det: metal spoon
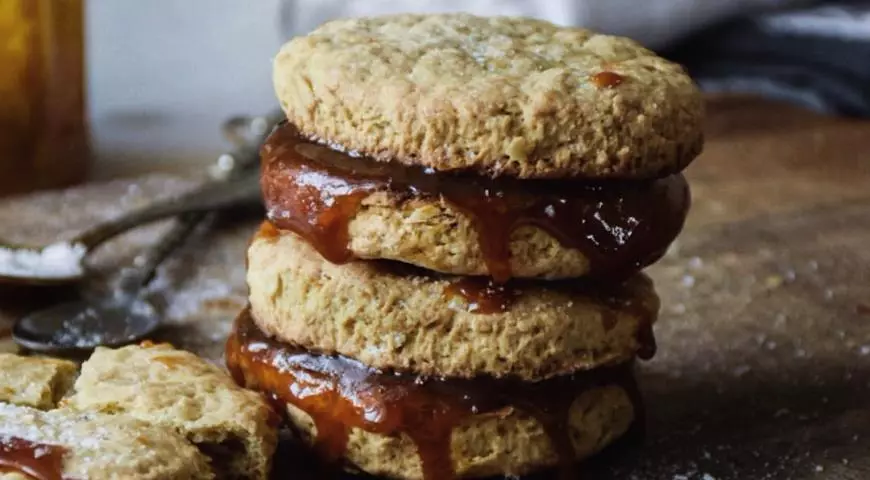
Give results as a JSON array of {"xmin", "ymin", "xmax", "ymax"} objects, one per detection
[
  {"xmin": 0, "ymin": 114, "xmax": 275, "ymax": 287},
  {"xmin": 12, "ymin": 211, "xmax": 205, "ymax": 354},
  {"xmin": 10, "ymin": 113, "xmax": 277, "ymax": 352}
]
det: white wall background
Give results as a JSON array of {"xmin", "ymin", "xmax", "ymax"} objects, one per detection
[
  {"xmin": 87, "ymin": 0, "xmax": 284, "ymax": 171},
  {"xmin": 87, "ymin": 0, "xmax": 796, "ymax": 173}
]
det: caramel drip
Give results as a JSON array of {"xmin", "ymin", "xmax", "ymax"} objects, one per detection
[
  {"xmin": 591, "ymin": 71, "xmax": 624, "ymax": 88},
  {"xmin": 0, "ymin": 437, "xmax": 66, "ymax": 480},
  {"xmin": 258, "ymin": 221, "xmax": 281, "ymax": 241},
  {"xmin": 443, "ymin": 277, "xmax": 520, "ymax": 314},
  {"xmin": 261, "ymin": 123, "xmax": 690, "ymax": 283},
  {"xmin": 227, "ymin": 308, "xmax": 643, "ymax": 480}
]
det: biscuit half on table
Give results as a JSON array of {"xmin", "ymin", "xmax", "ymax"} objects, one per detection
[
  {"xmin": 0, "ymin": 402, "xmax": 213, "ymax": 480},
  {"xmin": 62, "ymin": 343, "xmax": 278, "ymax": 480},
  {"xmin": 0, "ymin": 345, "xmax": 277, "ymax": 479}
]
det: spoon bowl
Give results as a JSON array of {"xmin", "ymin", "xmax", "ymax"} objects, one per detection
[{"xmin": 12, "ymin": 298, "xmax": 161, "ymax": 354}]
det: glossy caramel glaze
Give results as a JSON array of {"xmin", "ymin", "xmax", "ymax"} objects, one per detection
[
  {"xmin": 0, "ymin": 437, "xmax": 65, "ymax": 480},
  {"xmin": 261, "ymin": 122, "xmax": 690, "ymax": 283},
  {"xmin": 591, "ymin": 71, "xmax": 625, "ymax": 88},
  {"xmin": 443, "ymin": 277, "xmax": 521, "ymax": 314},
  {"xmin": 226, "ymin": 308, "xmax": 643, "ymax": 480}
]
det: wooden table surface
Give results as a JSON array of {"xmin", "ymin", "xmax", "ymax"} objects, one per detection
[
  {"xmin": 590, "ymin": 95, "xmax": 870, "ymax": 479},
  {"xmin": 0, "ymin": 95, "xmax": 868, "ymax": 479}
]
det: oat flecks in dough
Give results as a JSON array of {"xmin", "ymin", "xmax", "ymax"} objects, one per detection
[
  {"xmin": 63, "ymin": 343, "xmax": 277, "ymax": 480},
  {"xmin": 275, "ymin": 14, "xmax": 703, "ymax": 179},
  {"xmin": 0, "ymin": 402, "xmax": 213, "ymax": 480},
  {"xmin": 350, "ymin": 191, "xmax": 593, "ymax": 278},
  {"xmin": 246, "ymin": 227, "xmax": 659, "ymax": 380},
  {"xmin": 0, "ymin": 353, "xmax": 77, "ymax": 409}
]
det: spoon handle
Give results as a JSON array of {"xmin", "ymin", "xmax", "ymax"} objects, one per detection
[
  {"xmin": 73, "ymin": 170, "xmax": 261, "ymax": 251},
  {"xmin": 72, "ymin": 114, "xmax": 277, "ymax": 252},
  {"xmin": 117, "ymin": 212, "xmax": 207, "ymax": 293},
  {"xmin": 104, "ymin": 114, "xmax": 279, "ymax": 297}
]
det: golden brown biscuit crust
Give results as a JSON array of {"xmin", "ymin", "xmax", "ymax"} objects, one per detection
[
  {"xmin": 274, "ymin": 14, "xmax": 703, "ymax": 179},
  {"xmin": 246, "ymin": 227, "xmax": 659, "ymax": 380}
]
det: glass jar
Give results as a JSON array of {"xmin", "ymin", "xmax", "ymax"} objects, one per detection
[{"xmin": 0, "ymin": 0, "xmax": 89, "ymax": 196}]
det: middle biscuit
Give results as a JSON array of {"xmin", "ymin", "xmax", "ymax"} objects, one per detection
[
  {"xmin": 261, "ymin": 122, "xmax": 690, "ymax": 282},
  {"xmin": 247, "ymin": 224, "xmax": 659, "ymax": 381}
]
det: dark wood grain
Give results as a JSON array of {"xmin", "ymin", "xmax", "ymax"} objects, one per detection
[{"xmin": 591, "ymin": 95, "xmax": 870, "ymax": 480}]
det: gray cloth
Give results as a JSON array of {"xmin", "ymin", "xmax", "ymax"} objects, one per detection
[
  {"xmin": 279, "ymin": 0, "xmax": 870, "ymax": 116},
  {"xmin": 668, "ymin": 2, "xmax": 870, "ymax": 115}
]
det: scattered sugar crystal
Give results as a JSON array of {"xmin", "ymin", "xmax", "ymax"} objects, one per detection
[
  {"xmin": 814, "ymin": 465, "xmax": 824, "ymax": 472},
  {"xmin": 765, "ymin": 275, "xmax": 783, "ymax": 289},
  {"xmin": 0, "ymin": 241, "xmax": 86, "ymax": 278},
  {"xmin": 859, "ymin": 345, "xmax": 870, "ymax": 356}
]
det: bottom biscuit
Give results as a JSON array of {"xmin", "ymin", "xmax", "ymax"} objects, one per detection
[{"xmin": 227, "ymin": 308, "xmax": 641, "ymax": 479}]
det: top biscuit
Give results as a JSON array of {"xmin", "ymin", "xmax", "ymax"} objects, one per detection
[{"xmin": 274, "ymin": 14, "xmax": 703, "ymax": 179}]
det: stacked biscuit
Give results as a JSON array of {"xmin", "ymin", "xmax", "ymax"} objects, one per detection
[
  {"xmin": 228, "ymin": 13, "xmax": 702, "ymax": 480},
  {"xmin": 0, "ymin": 346, "xmax": 277, "ymax": 480}
]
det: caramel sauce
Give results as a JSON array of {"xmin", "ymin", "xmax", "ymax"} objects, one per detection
[
  {"xmin": 258, "ymin": 221, "xmax": 281, "ymax": 241},
  {"xmin": 591, "ymin": 71, "xmax": 624, "ymax": 89},
  {"xmin": 226, "ymin": 308, "xmax": 643, "ymax": 480},
  {"xmin": 0, "ymin": 437, "xmax": 66, "ymax": 480},
  {"xmin": 151, "ymin": 355, "xmax": 187, "ymax": 369},
  {"xmin": 443, "ymin": 277, "xmax": 521, "ymax": 314},
  {"xmin": 261, "ymin": 123, "xmax": 690, "ymax": 283}
]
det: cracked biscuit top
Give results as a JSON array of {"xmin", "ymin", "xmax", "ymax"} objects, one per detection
[{"xmin": 274, "ymin": 13, "xmax": 703, "ymax": 179}]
